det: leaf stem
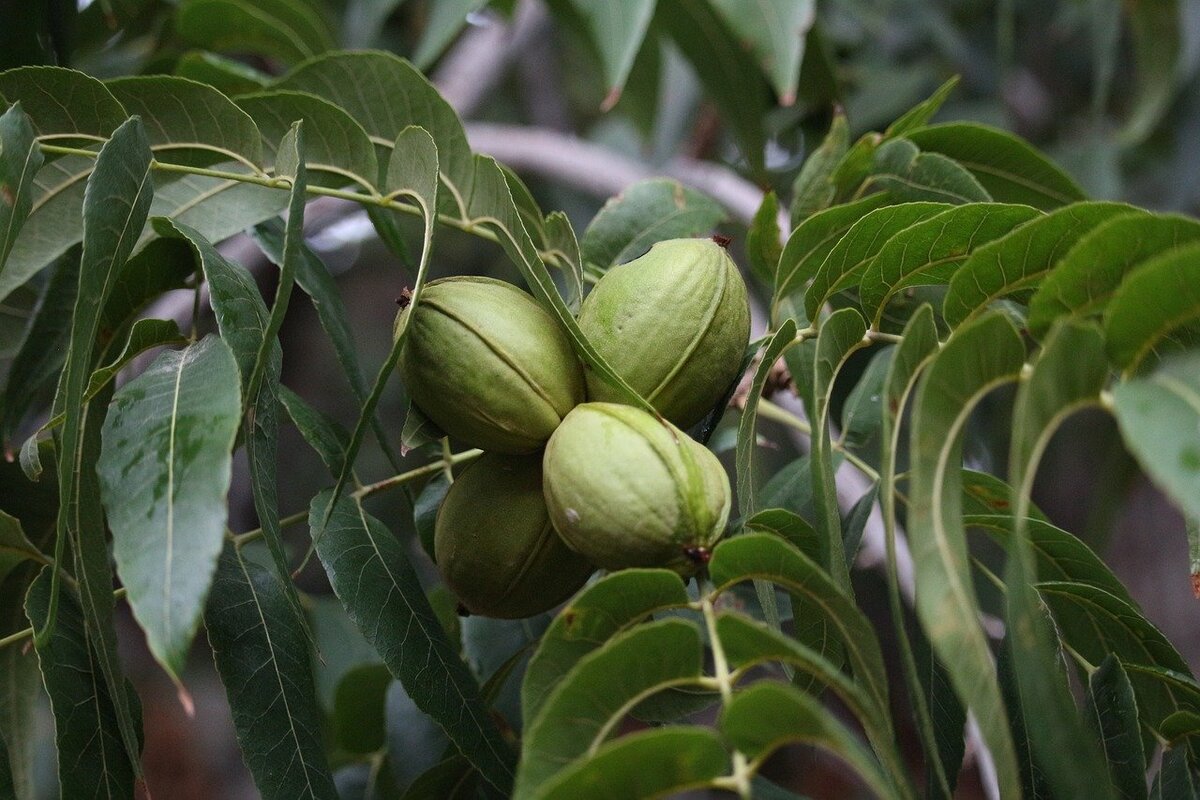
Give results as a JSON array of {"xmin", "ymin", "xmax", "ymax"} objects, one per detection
[
  {"xmin": 230, "ymin": 448, "xmax": 483, "ymax": 549},
  {"xmin": 701, "ymin": 596, "xmax": 754, "ymax": 799},
  {"xmin": 0, "ymin": 587, "xmax": 126, "ymax": 651}
]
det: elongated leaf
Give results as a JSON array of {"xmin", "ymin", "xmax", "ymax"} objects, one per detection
[
  {"xmin": 515, "ymin": 618, "xmax": 704, "ymax": 799},
  {"xmin": 534, "ymin": 727, "xmax": 726, "ymax": 800},
  {"xmin": 567, "ymin": 0, "xmax": 656, "ymax": 101},
  {"xmin": 174, "ymin": 50, "xmax": 270, "ymax": 95},
  {"xmin": 791, "ymin": 110, "xmax": 848, "ymax": 225},
  {"xmin": 98, "ymin": 335, "xmax": 241, "ymax": 679},
  {"xmin": 735, "ymin": 320, "xmax": 797, "ymax": 520},
  {"xmin": 1006, "ymin": 319, "xmax": 1114, "ymax": 800},
  {"xmin": 313, "ymin": 490, "xmax": 514, "ymax": 793},
  {"xmin": 908, "ymin": 312, "xmax": 1025, "ymax": 797},
  {"xmin": 277, "ymin": 386, "xmax": 350, "ymax": 477},
  {"xmin": 654, "ymin": 0, "xmax": 771, "ymax": 179},
  {"xmin": 1027, "ymin": 213, "xmax": 1200, "ymax": 337},
  {"xmin": 1152, "ymin": 747, "xmax": 1199, "ymax": 800},
  {"xmin": 0, "ymin": 511, "xmax": 43, "ymax": 587},
  {"xmin": 25, "ymin": 568, "xmax": 136, "ymax": 798},
  {"xmin": 942, "ymin": 201, "xmax": 1137, "ymax": 329},
  {"xmin": 906, "ymin": 124, "xmax": 1086, "ymax": 210},
  {"xmin": 236, "ymin": 91, "xmax": 374, "ymax": 188},
  {"xmin": 709, "ymin": 533, "xmax": 891, "ymax": 730},
  {"xmin": 206, "ymin": 547, "xmax": 337, "ymax": 800},
  {"xmin": 522, "ymin": 568, "xmax": 690, "ymax": 725},
  {"xmin": 885, "ymin": 77, "xmax": 960, "ymax": 138},
  {"xmin": 869, "ymin": 138, "xmax": 991, "ymax": 205},
  {"xmin": 175, "ymin": 0, "xmax": 335, "ymax": 65},
  {"xmin": 105, "ymin": 75, "xmax": 264, "ymax": 169},
  {"xmin": 720, "ymin": 682, "xmax": 896, "ymax": 799},
  {"xmin": 1103, "ymin": 242, "xmax": 1200, "ymax": 370},
  {"xmin": 411, "ymin": 0, "xmax": 488, "ymax": 69},
  {"xmin": 145, "ymin": 167, "xmax": 288, "ymax": 257},
  {"xmin": 1113, "ymin": 350, "xmax": 1200, "ymax": 527},
  {"xmin": 0, "ymin": 103, "xmax": 42, "ymax": 273},
  {"xmin": 773, "ymin": 193, "xmax": 892, "ymax": 314},
  {"xmin": 0, "ymin": 66, "xmax": 126, "ymax": 142},
  {"xmin": 876, "ymin": 304, "xmax": 955, "ymax": 797},
  {"xmin": 1088, "ymin": 656, "xmax": 1148, "ymax": 800},
  {"xmin": 859, "ymin": 202, "xmax": 1041, "ymax": 327},
  {"xmin": 579, "ymin": 178, "xmax": 726, "ymax": 276},
  {"xmin": 48, "ymin": 117, "xmax": 152, "ymax": 775},
  {"xmin": 0, "ymin": 573, "xmax": 40, "ymax": 800},
  {"xmin": 542, "ymin": 210, "xmax": 584, "ymax": 311},
  {"xmin": 746, "ymin": 192, "xmax": 783, "ymax": 287},
  {"xmin": 804, "ymin": 201, "xmax": 950, "ymax": 324},
  {"xmin": 710, "ymin": 0, "xmax": 815, "ymax": 104},
  {"xmin": 790, "ymin": 308, "xmax": 867, "ymax": 589}
]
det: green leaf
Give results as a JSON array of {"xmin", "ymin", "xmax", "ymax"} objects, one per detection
[
  {"xmin": 710, "ymin": 0, "xmax": 816, "ymax": 105},
  {"xmin": 567, "ymin": 0, "xmax": 656, "ymax": 101},
  {"xmin": 746, "ymin": 191, "xmax": 782, "ymax": 288},
  {"xmin": 236, "ymin": 91, "xmax": 376, "ymax": 190},
  {"xmin": 206, "ymin": 547, "xmax": 337, "ymax": 800},
  {"xmin": 1087, "ymin": 656, "xmax": 1149, "ymax": 800},
  {"xmin": 708, "ymin": 533, "xmax": 892, "ymax": 732},
  {"xmin": 1152, "ymin": 747, "xmax": 1199, "ymax": 800},
  {"xmin": 907, "ymin": 311, "xmax": 1025, "ymax": 797},
  {"xmin": 275, "ymin": 51, "xmax": 471, "ymax": 206},
  {"xmin": 840, "ymin": 345, "xmax": 892, "ymax": 452},
  {"xmin": 859, "ymin": 202, "xmax": 1040, "ymax": 327},
  {"xmin": 0, "ymin": 104, "xmax": 42, "ymax": 272},
  {"xmin": 1027, "ymin": 212, "xmax": 1200, "ymax": 338},
  {"xmin": 803, "ymin": 201, "xmax": 950, "ymax": 322},
  {"xmin": 876, "ymin": 305, "xmax": 955, "ymax": 798},
  {"xmin": 312, "ymin": 490, "xmax": 514, "ymax": 794},
  {"xmin": 0, "ymin": 572, "xmax": 41, "ymax": 800},
  {"xmin": 515, "ymin": 618, "xmax": 704, "ymax": 800},
  {"xmin": 579, "ymin": 178, "xmax": 726, "ymax": 276},
  {"xmin": 47, "ymin": 116, "xmax": 152, "ymax": 775},
  {"xmin": 175, "ymin": 0, "xmax": 335, "ymax": 66},
  {"xmin": 173, "ymin": 50, "xmax": 271, "ymax": 96},
  {"xmin": 98, "ymin": 334, "xmax": 241, "ymax": 679},
  {"xmin": 773, "ymin": 193, "xmax": 892, "ymax": 318},
  {"xmin": 1006, "ymin": 319, "xmax": 1114, "ymax": 800},
  {"xmin": 941, "ymin": 201, "xmax": 1137, "ymax": 329},
  {"xmin": 654, "ymin": 0, "xmax": 771, "ymax": 179},
  {"xmin": 1041, "ymin": 581, "xmax": 1194, "ymax": 741},
  {"xmin": 1113, "ymin": 351, "xmax": 1200, "ymax": 524},
  {"xmin": 735, "ymin": 319, "xmax": 797, "ymax": 520},
  {"xmin": 332, "ymin": 664, "xmax": 392, "ymax": 756},
  {"xmin": 0, "ymin": 66, "xmax": 127, "ymax": 142},
  {"xmin": 743, "ymin": 508, "xmax": 821, "ymax": 561},
  {"xmin": 105, "ymin": 75, "xmax": 264, "ymax": 169},
  {"xmin": 720, "ymin": 682, "xmax": 896, "ymax": 799},
  {"xmin": 25, "ymin": 568, "xmax": 137, "ymax": 798},
  {"xmin": 1121, "ymin": 0, "xmax": 1182, "ymax": 145},
  {"xmin": 790, "ymin": 110, "xmax": 848, "ymax": 225},
  {"xmin": 1103, "ymin": 242, "xmax": 1200, "ymax": 370},
  {"xmin": 145, "ymin": 167, "xmax": 288, "ymax": 259},
  {"xmin": 542, "ymin": 210, "xmax": 584, "ymax": 312},
  {"xmin": 400, "ymin": 755, "xmax": 478, "ymax": 800},
  {"xmin": 278, "ymin": 385, "xmax": 350, "ymax": 476},
  {"xmin": 885, "ymin": 77, "xmax": 960, "ymax": 138},
  {"xmin": 522, "ymin": 568, "xmax": 690, "ymax": 725},
  {"xmin": 790, "ymin": 308, "xmax": 868, "ymax": 589},
  {"xmin": 151, "ymin": 217, "xmax": 300, "ymax": 604},
  {"xmin": 0, "ymin": 511, "xmax": 43, "ymax": 588},
  {"xmin": 412, "ymin": 0, "xmax": 488, "ymax": 69},
  {"xmin": 534, "ymin": 727, "xmax": 727, "ymax": 800},
  {"xmin": 869, "ymin": 138, "xmax": 991, "ymax": 205},
  {"xmin": 906, "ymin": 123, "xmax": 1086, "ymax": 210}
]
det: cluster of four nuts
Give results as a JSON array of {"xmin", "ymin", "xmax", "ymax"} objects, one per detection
[{"xmin": 398, "ymin": 238, "xmax": 751, "ymax": 618}]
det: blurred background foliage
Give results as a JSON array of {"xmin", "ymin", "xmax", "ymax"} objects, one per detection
[{"xmin": 3, "ymin": 0, "xmax": 1199, "ymax": 797}]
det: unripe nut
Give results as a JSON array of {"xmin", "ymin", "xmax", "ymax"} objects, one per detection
[
  {"xmin": 542, "ymin": 402, "xmax": 731, "ymax": 575},
  {"xmin": 398, "ymin": 276, "xmax": 585, "ymax": 454},
  {"xmin": 435, "ymin": 453, "xmax": 594, "ymax": 619},
  {"xmin": 579, "ymin": 238, "xmax": 751, "ymax": 428}
]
